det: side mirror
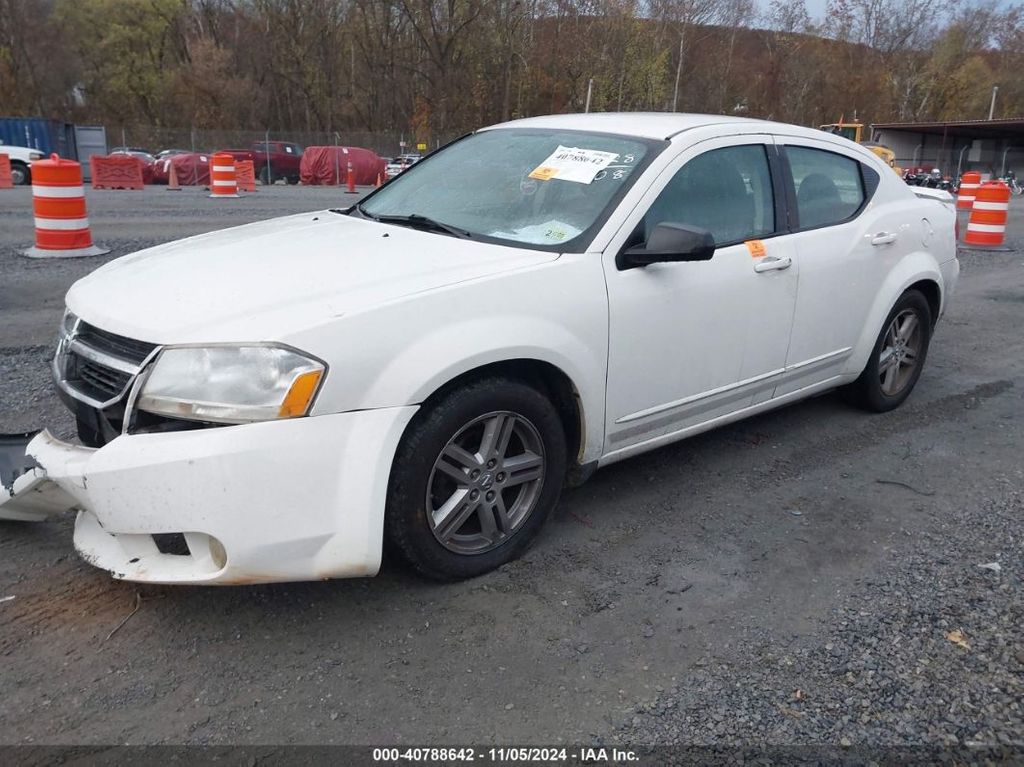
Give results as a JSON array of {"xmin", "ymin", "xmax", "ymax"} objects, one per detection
[{"xmin": 619, "ymin": 223, "xmax": 716, "ymax": 269}]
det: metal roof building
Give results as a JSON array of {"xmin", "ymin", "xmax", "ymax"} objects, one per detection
[{"xmin": 870, "ymin": 118, "xmax": 1024, "ymax": 179}]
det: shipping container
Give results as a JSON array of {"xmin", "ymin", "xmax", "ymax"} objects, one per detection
[{"xmin": 0, "ymin": 117, "xmax": 77, "ymax": 159}]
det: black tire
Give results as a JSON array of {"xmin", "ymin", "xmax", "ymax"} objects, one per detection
[
  {"xmin": 10, "ymin": 161, "xmax": 30, "ymax": 186},
  {"xmin": 257, "ymin": 166, "xmax": 273, "ymax": 185},
  {"xmin": 286, "ymin": 175, "xmax": 300, "ymax": 186},
  {"xmin": 385, "ymin": 377, "xmax": 567, "ymax": 580},
  {"xmin": 843, "ymin": 289, "xmax": 932, "ymax": 412}
]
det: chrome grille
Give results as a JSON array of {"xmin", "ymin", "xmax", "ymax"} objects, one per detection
[
  {"xmin": 76, "ymin": 322, "xmax": 155, "ymax": 364},
  {"xmin": 78, "ymin": 359, "xmax": 132, "ymax": 398},
  {"xmin": 55, "ymin": 319, "xmax": 159, "ymax": 408}
]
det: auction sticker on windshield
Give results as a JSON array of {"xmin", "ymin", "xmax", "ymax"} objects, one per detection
[{"xmin": 529, "ymin": 145, "xmax": 619, "ymax": 184}]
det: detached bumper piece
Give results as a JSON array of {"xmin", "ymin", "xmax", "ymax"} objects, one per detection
[{"xmin": 0, "ymin": 431, "xmax": 87, "ymax": 521}]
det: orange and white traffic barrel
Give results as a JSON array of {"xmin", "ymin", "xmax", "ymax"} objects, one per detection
[
  {"xmin": 209, "ymin": 152, "xmax": 240, "ymax": 198},
  {"xmin": 956, "ymin": 171, "xmax": 981, "ymax": 211},
  {"xmin": 24, "ymin": 154, "xmax": 109, "ymax": 259},
  {"xmin": 963, "ymin": 181, "xmax": 1010, "ymax": 249}
]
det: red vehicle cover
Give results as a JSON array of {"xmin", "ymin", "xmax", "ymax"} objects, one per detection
[
  {"xmin": 153, "ymin": 153, "xmax": 211, "ymax": 185},
  {"xmin": 300, "ymin": 146, "xmax": 386, "ymax": 185}
]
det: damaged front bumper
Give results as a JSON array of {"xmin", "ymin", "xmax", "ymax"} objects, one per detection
[
  {"xmin": 0, "ymin": 408, "xmax": 417, "ymax": 584},
  {"xmin": 1, "ymin": 431, "xmax": 90, "ymax": 521}
]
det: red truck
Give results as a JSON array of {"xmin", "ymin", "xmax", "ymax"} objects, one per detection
[{"xmin": 215, "ymin": 141, "xmax": 303, "ymax": 185}]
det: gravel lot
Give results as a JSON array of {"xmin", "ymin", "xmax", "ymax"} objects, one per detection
[{"xmin": 0, "ymin": 186, "xmax": 1021, "ymax": 754}]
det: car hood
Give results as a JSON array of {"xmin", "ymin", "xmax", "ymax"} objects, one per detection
[
  {"xmin": 3, "ymin": 145, "xmax": 41, "ymax": 162},
  {"xmin": 66, "ymin": 211, "xmax": 559, "ymax": 344}
]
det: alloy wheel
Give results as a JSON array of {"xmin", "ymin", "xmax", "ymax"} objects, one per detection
[
  {"xmin": 878, "ymin": 309, "xmax": 922, "ymax": 396},
  {"xmin": 426, "ymin": 411, "xmax": 545, "ymax": 555}
]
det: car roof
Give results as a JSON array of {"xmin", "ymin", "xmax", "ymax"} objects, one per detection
[{"xmin": 484, "ymin": 112, "xmax": 824, "ymax": 142}]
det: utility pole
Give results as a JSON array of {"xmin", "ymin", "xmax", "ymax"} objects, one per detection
[
  {"xmin": 989, "ymin": 86, "xmax": 999, "ymax": 120},
  {"xmin": 672, "ymin": 33, "xmax": 684, "ymax": 112},
  {"xmin": 334, "ymin": 132, "xmax": 341, "ymax": 186},
  {"xmin": 584, "ymin": 78, "xmax": 594, "ymax": 113}
]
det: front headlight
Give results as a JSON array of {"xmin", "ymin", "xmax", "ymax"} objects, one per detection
[
  {"xmin": 55, "ymin": 309, "xmax": 79, "ymax": 357},
  {"xmin": 29, "ymin": 152, "xmax": 43, "ymax": 161},
  {"xmin": 136, "ymin": 345, "xmax": 325, "ymax": 424},
  {"xmin": 60, "ymin": 309, "xmax": 79, "ymax": 336}
]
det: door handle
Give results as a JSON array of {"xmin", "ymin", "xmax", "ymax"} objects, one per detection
[
  {"xmin": 753, "ymin": 255, "xmax": 792, "ymax": 273},
  {"xmin": 871, "ymin": 232, "xmax": 898, "ymax": 246}
]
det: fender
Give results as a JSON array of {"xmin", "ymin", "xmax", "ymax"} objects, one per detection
[
  {"xmin": 300, "ymin": 254, "xmax": 610, "ymax": 464},
  {"xmin": 844, "ymin": 249, "xmax": 944, "ymax": 378},
  {"xmin": 374, "ymin": 324, "xmax": 603, "ymax": 462}
]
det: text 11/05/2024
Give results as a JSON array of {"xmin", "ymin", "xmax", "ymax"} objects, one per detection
[{"xmin": 372, "ymin": 746, "xmax": 640, "ymax": 763}]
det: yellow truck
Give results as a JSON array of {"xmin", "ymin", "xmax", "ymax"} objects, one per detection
[{"xmin": 820, "ymin": 123, "xmax": 901, "ymax": 175}]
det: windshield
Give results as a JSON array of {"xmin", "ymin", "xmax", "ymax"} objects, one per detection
[{"xmin": 357, "ymin": 128, "xmax": 662, "ymax": 251}]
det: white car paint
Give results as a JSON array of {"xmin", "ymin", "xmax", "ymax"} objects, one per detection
[
  {"xmin": 0, "ymin": 143, "xmax": 45, "ymax": 183},
  {"xmin": 0, "ymin": 113, "xmax": 958, "ymax": 584},
  {"xmin": 385, "ymin": 154, "xmax": 422, "ymax": 178}
]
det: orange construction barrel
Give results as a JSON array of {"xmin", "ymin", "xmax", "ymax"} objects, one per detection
[
  {"xmin": 24, "ymin": 154, "xmax": 109, "ymax": 259},
  {"xmin": 209, "ymin": 152, "xmax": 240, "ymax": 198},
  {"xmin": 956, "ymin": 171, "xmax": 981, "ymax": 211},
  {"xmin": 963, "ymin": 181, "xmax": 1010, "ymax": 249}
]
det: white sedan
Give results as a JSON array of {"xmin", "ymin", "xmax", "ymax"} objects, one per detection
[
  {"xmin": 0, "ymin": 113, "xmax": 958, "ymax": 584},
  {"xmin": 384, "ymin": 153, "xmax": 422, "ymax": 179}
]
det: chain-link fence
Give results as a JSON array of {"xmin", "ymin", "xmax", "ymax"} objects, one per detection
[{"xmin": 106, "ymin": 126, "xmax": 453, "ymax": 159}]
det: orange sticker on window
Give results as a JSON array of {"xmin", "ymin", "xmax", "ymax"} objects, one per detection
[
  {"xmin": 745, "ymin": 240, "xmax": 767, "ymax": 258},
  {"xmin": 528, "ymin": 166, "xmax": 558, "ymax": 181}
]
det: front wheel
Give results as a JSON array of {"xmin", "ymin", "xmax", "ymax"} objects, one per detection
[
  {"xmin": 843, "ymin": 290, "xmax": 932, "ymax": 412},
  {"xmin": 10, "ymin": 162, "xmax": 30, "ymax": 186},
  {"xmin": 385, "ymin": 378, "xmax": 567, "ymax": 580}
]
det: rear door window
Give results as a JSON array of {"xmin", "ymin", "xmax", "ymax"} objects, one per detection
[{"xmin": 787, "ymin": 146, "xmax": 865, "ymax": 229}]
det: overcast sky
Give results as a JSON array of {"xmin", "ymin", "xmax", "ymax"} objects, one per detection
[
  {"xmin": 803, "ymin": 0, "xmax": 827, "ymax": 19},
  {"xmin": 784, "ymin": 0, "xmax": 1024, "ymax": 25}
]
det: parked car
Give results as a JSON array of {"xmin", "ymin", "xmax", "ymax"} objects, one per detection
[
  {"xmin": 152, "ymin": 150, "xmax": 199, "ymax": 184},
  {"xmin": 0, "ymin": 143, "xmax": 45, "ymax": 185},
  {"xmin": 385, "ymin": 153, "xmax": 422, "ymax": 178},
  {"xmin": 0, "ymin": 113, "xmax": 959, "ymax": 585},
  {"xmin": 109, "ymin": 149, "xmax": 157, "ymax": 184},
  {"xmin": 299, "ymin": 146, "xmax": 387, "ymax": 186},
  {"xmin": 152, "ymin": 152, "xmax": 211, "ymax": 186},
  {"xmin": 155, "ymin": 148, "xmax": 190, "ymax": 161},
  {"xmin": 217, "ymin": 141, "xmax": 303, "ymax": 185}
]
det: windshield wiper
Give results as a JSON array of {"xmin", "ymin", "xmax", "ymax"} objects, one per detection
[{"xmin": 367, "ymin": 212, "xmax": 473, "ymax": 239}]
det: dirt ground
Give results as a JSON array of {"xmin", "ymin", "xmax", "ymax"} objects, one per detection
[{"xmin": 0, "ymin": 186, "xmax": 1021, "ymax": 749}]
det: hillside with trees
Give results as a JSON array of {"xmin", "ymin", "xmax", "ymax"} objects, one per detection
[{"xmin": 1, "ymin": 0, "xmax": 1021, "ymax": 143}]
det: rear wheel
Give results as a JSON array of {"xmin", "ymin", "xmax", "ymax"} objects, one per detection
[
  {"xmin": 843, "ymin": 289, "xmax": 932, "ymax": 412},
  {"xmin": 257, "ymin": 166, "xmax": 274, "ymax": 185},
  {"xmin": 385, "ymin": 378, "xmax": 567, "ymax": 580}
]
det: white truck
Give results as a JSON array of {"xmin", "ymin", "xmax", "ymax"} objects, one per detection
[{"xmin": 0, "ymin": 142, "xmax": 45, "ymax": 185}]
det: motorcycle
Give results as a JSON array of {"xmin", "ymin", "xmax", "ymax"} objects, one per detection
[
  {"xmin": 1002, "ymin": 169, "xmax": 1023, "ymax": 196},
  {"xmin": 921, "ymin": 173, "xmax": 953, "ymax": 192},
  {"xmin": 903, "ymin": 170, "xmax": 924, "ymax": 186}
]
